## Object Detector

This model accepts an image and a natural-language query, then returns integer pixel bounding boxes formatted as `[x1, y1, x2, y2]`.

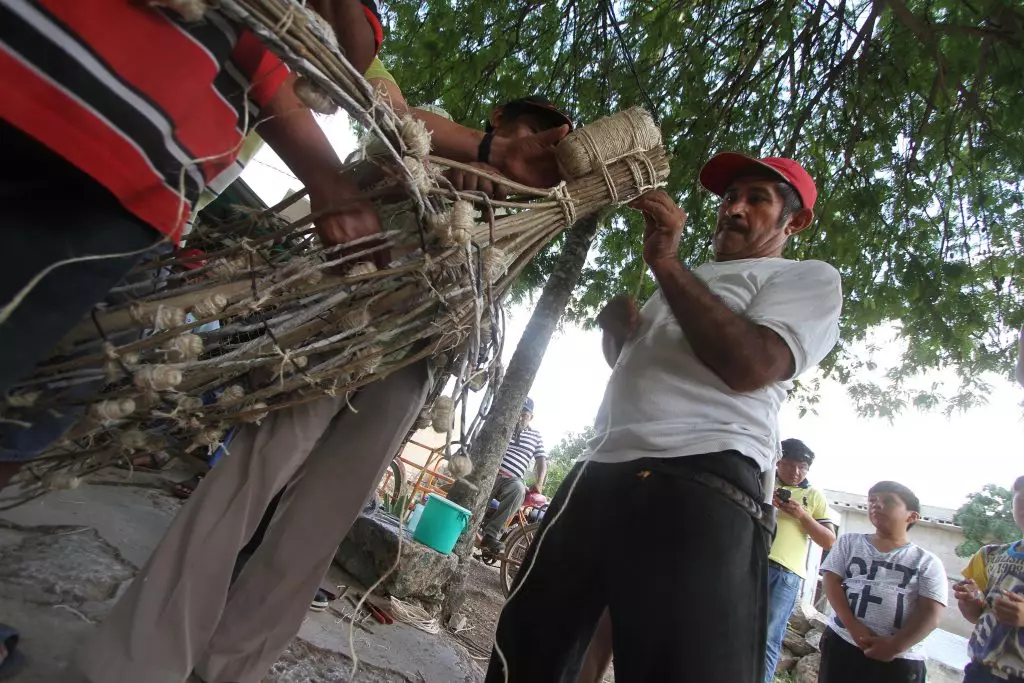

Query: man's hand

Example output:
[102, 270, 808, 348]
[489, 126, 569, 188]
[860, 635, 902, 662]
[597, 294, 640, 339]
[773, 494, 807, 521]
[993, 591, 1024, 627]
[307, 174, 386, 268]
[628, 190, 687, 269]
[527, 484, 541, 495]
[444, 162, 509, 200]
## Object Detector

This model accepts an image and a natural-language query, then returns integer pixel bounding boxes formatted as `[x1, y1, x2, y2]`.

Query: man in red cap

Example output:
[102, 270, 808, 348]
[486, 153, 843, 682]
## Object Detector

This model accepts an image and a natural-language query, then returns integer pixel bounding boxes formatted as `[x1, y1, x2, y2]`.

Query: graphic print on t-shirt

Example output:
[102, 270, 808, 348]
[822, 533, 948, 660]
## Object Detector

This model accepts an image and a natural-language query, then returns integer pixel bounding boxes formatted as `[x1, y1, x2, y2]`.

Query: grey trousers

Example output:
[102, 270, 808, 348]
[483, 475, 527, 539]
[78, 361, 429, 683]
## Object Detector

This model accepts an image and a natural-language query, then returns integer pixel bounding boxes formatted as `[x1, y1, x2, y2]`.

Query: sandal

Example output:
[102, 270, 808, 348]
[0, 624, 26, 681]
[172, 474, 204, 499]
[117, 452, 171, 473]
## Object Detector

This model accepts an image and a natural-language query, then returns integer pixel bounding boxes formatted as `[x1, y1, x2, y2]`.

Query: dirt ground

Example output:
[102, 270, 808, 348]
[454, 558, 615, 683]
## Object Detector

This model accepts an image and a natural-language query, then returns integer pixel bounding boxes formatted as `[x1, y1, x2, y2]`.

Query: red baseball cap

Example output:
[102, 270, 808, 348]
[699, 153, 817, 210]
[175, 248, 208, 271]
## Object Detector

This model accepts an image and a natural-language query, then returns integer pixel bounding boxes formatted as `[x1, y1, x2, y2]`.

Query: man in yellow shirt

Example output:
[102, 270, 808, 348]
[765, 438, 837, 682]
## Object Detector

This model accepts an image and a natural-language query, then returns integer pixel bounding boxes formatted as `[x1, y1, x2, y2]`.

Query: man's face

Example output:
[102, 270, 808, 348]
[713, 177, 792, 262]
[776, 458, 809, 487]
[492, 111, 549, 140]
[518, 410, 533, 428]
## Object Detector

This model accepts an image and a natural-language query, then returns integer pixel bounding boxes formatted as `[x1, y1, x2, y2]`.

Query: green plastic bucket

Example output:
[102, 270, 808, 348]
[413, 493, 471, 554]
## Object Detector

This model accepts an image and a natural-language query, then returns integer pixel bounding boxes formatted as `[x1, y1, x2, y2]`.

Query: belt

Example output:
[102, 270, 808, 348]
[769, 560, 795, 574]
[667, 466, 774, 534]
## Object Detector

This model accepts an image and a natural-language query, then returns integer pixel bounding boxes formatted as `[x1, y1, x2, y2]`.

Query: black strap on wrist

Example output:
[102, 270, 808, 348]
[478, 131, 495, 164]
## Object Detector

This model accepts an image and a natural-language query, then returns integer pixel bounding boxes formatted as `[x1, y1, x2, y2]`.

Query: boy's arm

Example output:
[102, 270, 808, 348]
[778, 497, 837, 550]
[862, 597, 944, 662]
[954, 579, 985, 624]
[822, 571, 874, 646]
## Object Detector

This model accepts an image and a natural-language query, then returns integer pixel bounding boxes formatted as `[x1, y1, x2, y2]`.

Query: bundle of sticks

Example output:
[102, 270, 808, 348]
[0, 0, 669, 501]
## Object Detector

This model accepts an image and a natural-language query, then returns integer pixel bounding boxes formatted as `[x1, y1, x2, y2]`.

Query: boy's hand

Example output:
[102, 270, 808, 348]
[993, 591, 1024, 627]
[846, 621, 875, 648]
[861, 635, 902, 662]
[444, 163, 509, 200]
[953, 579, 985, 606]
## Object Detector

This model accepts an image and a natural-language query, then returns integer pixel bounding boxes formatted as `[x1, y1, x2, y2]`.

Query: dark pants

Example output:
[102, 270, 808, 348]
[819, 627, 926, 683]
[0, 120, 158, 425]
[485, 451, 770, 683]
[965, 662, 1024, 683]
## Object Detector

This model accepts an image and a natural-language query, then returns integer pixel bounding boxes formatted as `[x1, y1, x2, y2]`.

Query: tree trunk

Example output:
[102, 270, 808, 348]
[442, 214, 600, 620]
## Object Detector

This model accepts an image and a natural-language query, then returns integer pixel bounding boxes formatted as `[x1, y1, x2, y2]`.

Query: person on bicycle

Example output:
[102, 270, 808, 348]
[481, 397, 548, 554]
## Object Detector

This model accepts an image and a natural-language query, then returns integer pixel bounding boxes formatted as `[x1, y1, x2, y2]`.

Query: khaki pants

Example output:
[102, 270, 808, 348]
[78, 361, 430, 683]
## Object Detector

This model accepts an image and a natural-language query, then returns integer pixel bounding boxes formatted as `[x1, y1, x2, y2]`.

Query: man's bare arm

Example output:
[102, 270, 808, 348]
[369, 77, 566, 188]
[308, 0, 378, 74]
[652, 261, 794, 392]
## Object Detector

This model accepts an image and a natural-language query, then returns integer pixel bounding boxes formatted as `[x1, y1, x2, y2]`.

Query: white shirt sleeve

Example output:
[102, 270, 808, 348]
[916, 551, 950, 606]
[745, 260, 843, 378]
[821, 533, 851, 576]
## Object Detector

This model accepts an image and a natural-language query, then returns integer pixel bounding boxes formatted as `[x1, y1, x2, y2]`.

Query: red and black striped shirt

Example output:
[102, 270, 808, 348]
[0, 0, 383, 240]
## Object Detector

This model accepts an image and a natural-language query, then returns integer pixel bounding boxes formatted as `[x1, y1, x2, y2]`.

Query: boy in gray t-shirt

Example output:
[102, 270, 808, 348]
[820, 481, 948, 683]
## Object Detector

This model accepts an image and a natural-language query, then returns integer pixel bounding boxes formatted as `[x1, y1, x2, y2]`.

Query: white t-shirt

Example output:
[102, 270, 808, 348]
[583, 257, 842, 474]
[821, 533, 949, 660]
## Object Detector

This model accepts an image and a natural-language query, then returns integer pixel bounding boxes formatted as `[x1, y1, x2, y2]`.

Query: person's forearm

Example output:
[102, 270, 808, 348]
[370, 78, 485, 162]
[957, 598, 983, 624]
[650, 260, 792, 391]
[601, 330, 624, 368]
[257, 74, 343, 191]
[823, 573, 860, 630]
[308, 0, 377, 74]
[801, 517, 837, 550]
[534, 460, 548, 491]
[890, 601, 942, 653]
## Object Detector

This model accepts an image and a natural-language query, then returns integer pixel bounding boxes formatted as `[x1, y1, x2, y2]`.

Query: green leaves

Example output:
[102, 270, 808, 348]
[953, 484, 1022, 558]
[381, 0, 1024, 415]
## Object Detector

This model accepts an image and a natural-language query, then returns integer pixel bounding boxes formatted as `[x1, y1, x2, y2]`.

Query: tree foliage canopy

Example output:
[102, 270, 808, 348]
[953, 483, 1021, 557]
[380, 0, 1024, 416]
[541, 425, 597, 494]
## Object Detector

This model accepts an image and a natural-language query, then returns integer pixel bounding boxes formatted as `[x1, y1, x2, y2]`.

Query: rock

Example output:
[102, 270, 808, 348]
[448, 613, 468, 631]
[783, 628, 816, 657]
[0, 528, 136, 605]
[335, 511, 459, 603]
[804, 628, 823, 652]
[788, 601, 822, 635]
[795, 652, 821, 683]
[776, 646, 798, 672]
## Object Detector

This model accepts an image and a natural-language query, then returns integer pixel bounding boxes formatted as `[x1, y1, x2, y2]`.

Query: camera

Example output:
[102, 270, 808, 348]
[775, 488, 791, 503]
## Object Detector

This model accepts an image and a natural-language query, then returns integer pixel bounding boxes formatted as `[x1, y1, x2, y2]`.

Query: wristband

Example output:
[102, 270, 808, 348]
[478, 131, 495, 164]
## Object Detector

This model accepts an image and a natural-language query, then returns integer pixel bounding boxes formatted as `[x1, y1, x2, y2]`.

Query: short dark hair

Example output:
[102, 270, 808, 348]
[1014, 476, 1024, 493]
[775, 181, 803, 226]
[780, 438, 814, 465]
[869, 481, 921, 529]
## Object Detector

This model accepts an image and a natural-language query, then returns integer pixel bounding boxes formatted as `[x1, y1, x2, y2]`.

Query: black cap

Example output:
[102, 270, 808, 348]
[488, 95, 573, 132]
[522, 397, 535, 413]
[780, 438, 814, 465]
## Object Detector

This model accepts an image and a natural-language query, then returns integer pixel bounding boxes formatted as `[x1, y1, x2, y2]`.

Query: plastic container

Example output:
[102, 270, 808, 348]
[413, 493, 471, 554]
[406, 502, 425, 534]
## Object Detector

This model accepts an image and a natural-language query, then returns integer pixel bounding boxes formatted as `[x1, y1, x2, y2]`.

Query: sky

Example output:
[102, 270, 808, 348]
[240, 112, 1022, 513]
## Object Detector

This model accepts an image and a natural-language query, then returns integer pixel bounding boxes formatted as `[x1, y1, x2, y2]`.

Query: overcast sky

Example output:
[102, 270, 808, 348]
[241, 112, 1022, 512]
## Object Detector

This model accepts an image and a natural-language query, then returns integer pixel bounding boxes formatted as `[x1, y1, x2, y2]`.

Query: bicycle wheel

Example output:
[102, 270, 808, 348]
[376, 458, 407, 504]
[499, 522, 538, 598]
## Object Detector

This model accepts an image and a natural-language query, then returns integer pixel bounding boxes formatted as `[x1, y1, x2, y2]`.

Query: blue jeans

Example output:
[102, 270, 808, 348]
[965, 662, 1024, 682]
[765, 563, 802, 682]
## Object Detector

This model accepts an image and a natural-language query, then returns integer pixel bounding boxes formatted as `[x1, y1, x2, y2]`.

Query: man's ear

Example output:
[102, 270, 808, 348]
[488, 106, 504, 130]
[784, 207, 815, 236]
[907, 510, 921, 527]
